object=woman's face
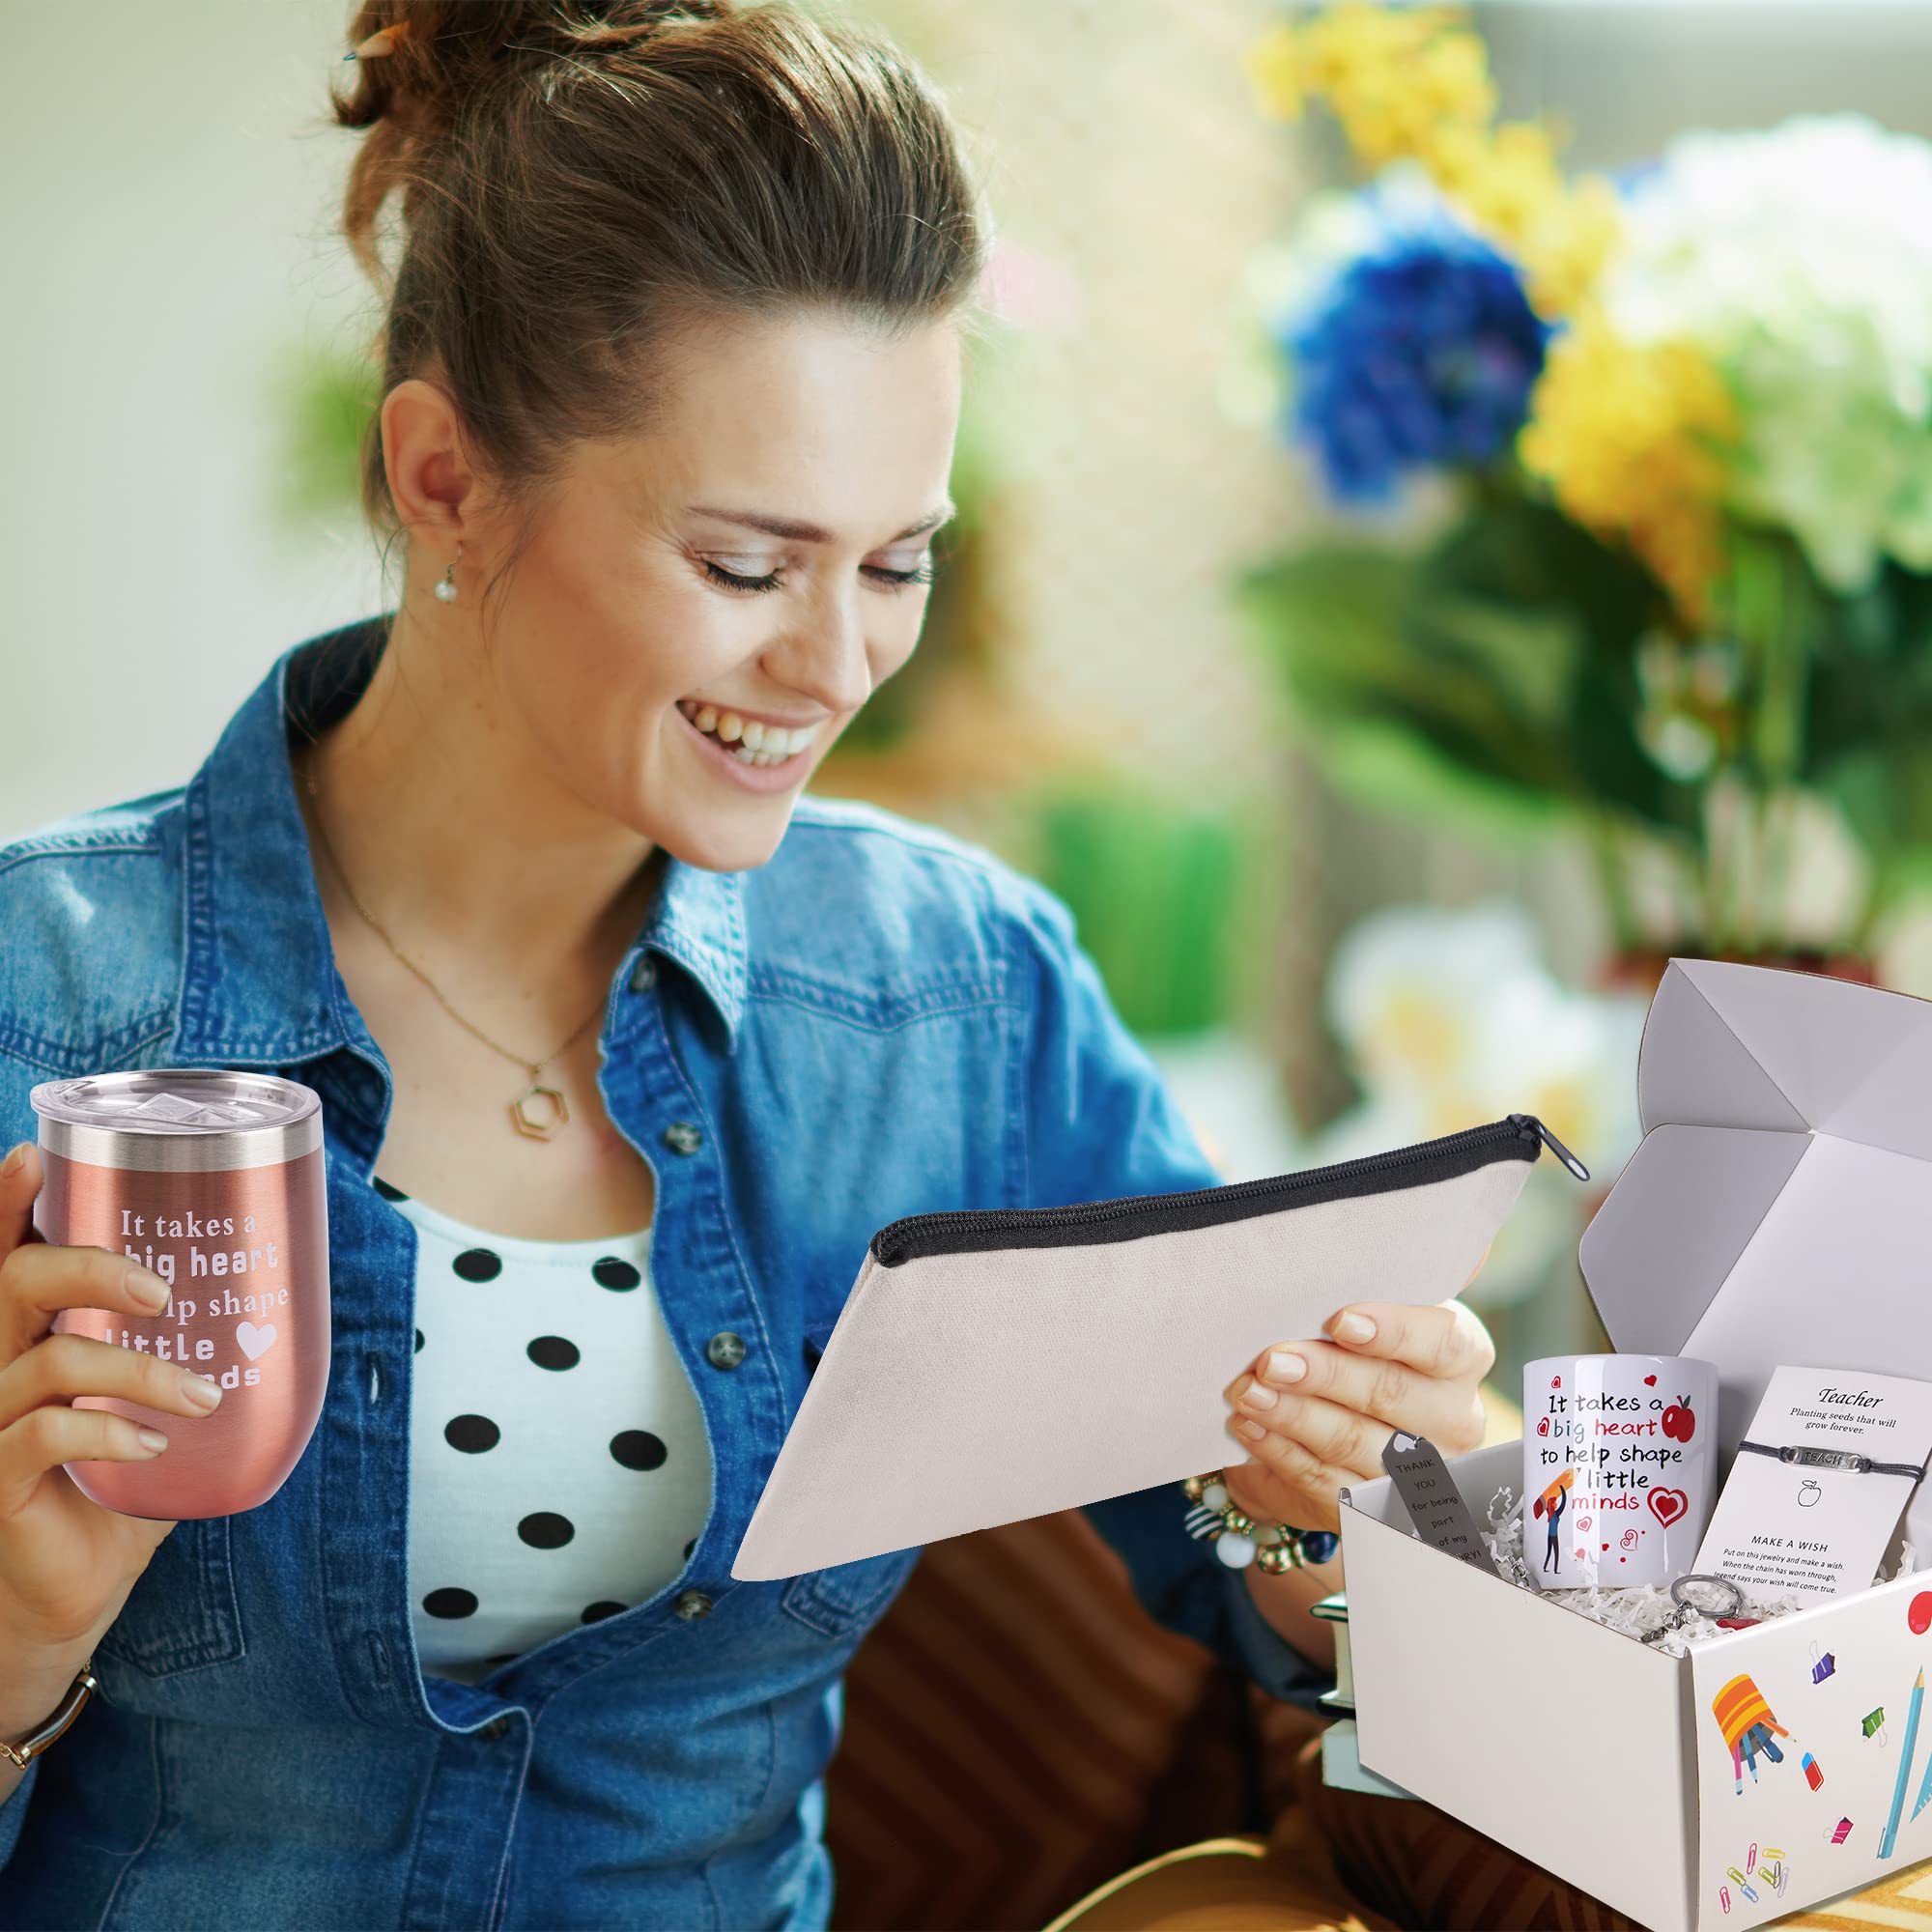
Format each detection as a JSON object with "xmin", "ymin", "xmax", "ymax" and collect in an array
[{"xmin": 463, "ymin": 307, "xmax": 963, "ymax": 873}]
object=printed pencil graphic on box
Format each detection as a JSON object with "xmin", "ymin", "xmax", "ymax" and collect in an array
[{"xmin": 1711, "ymin": 1674, "xmax": 1797, "ymax": 1796}]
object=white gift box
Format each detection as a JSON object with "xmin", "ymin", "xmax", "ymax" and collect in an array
[{"xmin": 1338, "ymin": 958, "xmax": 1932, "ymax": 1932}]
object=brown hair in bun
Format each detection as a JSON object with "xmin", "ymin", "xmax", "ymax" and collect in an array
[{"xmin": 327, "ymin": 1, "xmax": 991, "ymax": 621}]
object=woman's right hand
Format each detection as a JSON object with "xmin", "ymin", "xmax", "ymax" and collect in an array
[{"xmin": 0, "ymin": 1140, "xmax": 223, "ymax": 1658}]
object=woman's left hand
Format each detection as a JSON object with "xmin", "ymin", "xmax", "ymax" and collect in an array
[{"xmin": 1219, "ymin": 1297, "xmax": 1496, "ymax": 1533}]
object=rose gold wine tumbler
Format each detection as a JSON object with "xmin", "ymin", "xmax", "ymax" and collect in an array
[{"xmin": 30, "ymin": 1068, "xmax": 329, "ymax": 1520}]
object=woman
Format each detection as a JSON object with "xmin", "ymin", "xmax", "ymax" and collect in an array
[{"xmin": 0, "ymin": 4, "xmax": 1498, "ymax": 1924}]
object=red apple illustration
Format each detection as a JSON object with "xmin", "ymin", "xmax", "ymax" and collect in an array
[{"xmin": 1662, "ymin": 1395, "xmax": 1698, "ymax": 1442}]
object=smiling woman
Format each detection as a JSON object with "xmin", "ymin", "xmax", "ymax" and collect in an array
[{"xmin": 0, "ymin": 2, "xmax": 1362, "ymax": 1929}]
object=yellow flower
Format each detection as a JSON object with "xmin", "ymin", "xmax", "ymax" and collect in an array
[
  {"xmin": 1515, "ymin": 174, "xmax": 1622, "ymax": 318},
  {"xmin": 1518, "ymin": 306, "xmax": 1740, "ymax": 624},
  {"xmin": 1244, "ymin": 3, "xmax": 1623, "ymax": 324},
  {"xmin": 1241, "ymin": 23, "xmax": 1304, "ymax": 123},
  {"xmin": 1445, "ymin": 121, "xmax": 1564, "ymax": 243}
]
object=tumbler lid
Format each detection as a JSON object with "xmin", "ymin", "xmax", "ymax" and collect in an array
[{"xmin": 30, "ymin": 1068, "xmax": 322, "ymax": 1171}]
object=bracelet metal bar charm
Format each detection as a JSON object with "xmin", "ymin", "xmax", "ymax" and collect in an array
[
  {"xmin": 1737, "ymin": 1439, "xmax": 1928, "ymax": 1479},
  {"xmin": 0, "ymin": 1658, "xmax": 99, "ymax": 1769}
]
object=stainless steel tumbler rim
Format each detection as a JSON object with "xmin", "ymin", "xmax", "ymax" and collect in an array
[{"xmin": 30, "ymin": 1068, "xmax": 323, "ymax": 1174}]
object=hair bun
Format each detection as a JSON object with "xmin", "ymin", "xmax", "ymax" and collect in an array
[
  {"xmin": 334, "ymin": 2, "xmax": 737, "ymax": 238},
  {"xmin": 344, "ymin": 2, "xmax": 735, "ymax": 86}
]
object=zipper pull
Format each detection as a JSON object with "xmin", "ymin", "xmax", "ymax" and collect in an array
[{"xmin": 1510, "ymin": 1113, "xmax": 1590, "ymax": 1182}]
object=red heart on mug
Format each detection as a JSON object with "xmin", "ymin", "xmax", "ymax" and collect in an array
[
  {"xmin": 1602, "ymin": 1542, "xmax": 1610, "ymax": 1550},
  {"xmin": 1551, "ymin": 1375, "xmax": 1562, "ymax": 1389},
  {"xmin": 1647, "ymin": 1487, "xmax": 1690, "ymax": 1527},
  {"xmin": 1643, "ymin": 1375, "xmax": 1658, "ymax": 1386},
  {"xmin": 1577, "ymin": 1517, "xmax": 1592, "ymax": 1532}
]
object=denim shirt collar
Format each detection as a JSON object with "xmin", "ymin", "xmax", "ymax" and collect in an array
[{"xmin": 171, "ymin": 614, "xmax": 748, "ymax": 1071}]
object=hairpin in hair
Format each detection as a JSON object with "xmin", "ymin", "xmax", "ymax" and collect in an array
[{"xmin": 345, "ymin": 19, "xmax": 412, "ymax": 61}]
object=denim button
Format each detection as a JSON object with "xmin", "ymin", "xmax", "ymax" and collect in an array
[
  {"xmin": 674, "ymin": 1589, "xmax": 714, "ymax": 1620},
  {"xmin": 479, "ymin": 1717, "xmax": 510, "ymax": 1741},
  {"xmin": 664, "ymin": 1122, "xmax": 702, "ymax": 1155},
  {"xmin": 630, "ymin": 954, "xmax": 657, "ymax": 991},
  {"xmin": 705, "ymin": 1331, "xmax": 745, "ymax": 1370}
]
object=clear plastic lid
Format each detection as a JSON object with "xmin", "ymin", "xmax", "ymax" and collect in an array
[{"xmin": 31, "ymin": 1068, "xmax": 319, "ymax": 1135}]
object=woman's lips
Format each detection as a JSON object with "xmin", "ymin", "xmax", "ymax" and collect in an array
[{"xmin": 674, "ymin": 701, "xmax": 813, "ymax": 793}]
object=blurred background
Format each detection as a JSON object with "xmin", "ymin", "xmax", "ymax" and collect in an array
[{"xmin": 10, "ymin": 0, "xmax": 1932, "ymax": 1392}]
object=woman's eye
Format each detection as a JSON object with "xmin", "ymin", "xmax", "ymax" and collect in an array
[
  {"xmin": 700, "ymin": 558, "xmax": 783, "ymax": 592},
  {"xmin": 698, "ymin": 554, "xmax": 938, "ymax": 595},
  {"xmin": 869, "ymin": 554, "xmax": 937, "ymax": 588}
]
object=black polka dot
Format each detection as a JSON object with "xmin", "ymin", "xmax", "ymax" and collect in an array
[
  {"xmin": 611, "ymin": 1429, "xmax": 668, "ymax": 1472},
  {"xmin": 581, "ymin": 1601, "xmax": 625, "ymax": 1625},
  {"xmin": 454, "ymin": 1248, "xmax": 503, "ymax": 1282},
  {"xmin": 422, "ymin": 1586, "xmax": 478, "ymax": 1620},
  {"xmin": 413, "ymin": 1327, "xmax": 424, "ymax": 1354},
  {"xmin": 683, "ymin": 1538, "xmax": 696, "ymax": 1561},
  {"xmin": 592, "ymin": 1257, "xmax": 640, "ymax": 1292},
  {"xmin": 519, "ymin": 1511, "xmax": 576, "ymax": 1549},
  {"xmin": 445, "ymin": 1414, "xmax": 501, "ymax": 1454},
  {"xmin": 373, "ymin": 1175, "xmax": 410, "ymax": 1202},
  {"xmin": 527, "ymin": 1335, "xmax": 580, "ymax": 1371}
]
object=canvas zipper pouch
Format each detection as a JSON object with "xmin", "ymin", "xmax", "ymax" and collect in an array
[{"xmin": 730, "ymin": 1112, "xmax": 1584, "ymax": 1580}]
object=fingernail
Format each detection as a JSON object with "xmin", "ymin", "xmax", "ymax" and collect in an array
[
  {"xmin": 1334, "ymin": 1313, "xmax": 1376, "ymax": 1343},
  {"xmin": 1265, "ymin": 1350, "xmax": 1306, "ymax": 1382},
  {"xmin": 181, "ymin": 1373, "xmax": 222, "ymax": 1410},
  {"xmin": 1238, "ymin": 1378, "xmax": 1278, "ymax": 1409},
  {"xmin": 1236, "ymin": 1417, "xmax": 1267, "ymax": 1440},
  {"xmin": 1, "ymin": 1143, "xmax": 25, "ymax": 1176},
  {"xmin": 125, "ymin": 1263, "xmax": 170, "ymax": 1310}
]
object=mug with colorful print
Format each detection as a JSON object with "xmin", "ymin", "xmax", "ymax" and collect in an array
[{"xmin": 1523, "ymin": 1352, "xmax": 1719, "ymax": 1590}]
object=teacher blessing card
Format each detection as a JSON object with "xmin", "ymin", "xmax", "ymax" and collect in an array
[{"xmin": 1692, "ymin": 1366, "xmax": 1932, "ymax": 1607}]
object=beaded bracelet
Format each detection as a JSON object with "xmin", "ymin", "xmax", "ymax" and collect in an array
[{"xmin": 1181, "ymin": 1471, "xmax": 1341, "ymax": 1571}]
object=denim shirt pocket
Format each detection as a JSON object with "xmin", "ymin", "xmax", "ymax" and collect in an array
[
  {"xmin": 778, "ymin": 1315, "xmax": 923, "ymax": 1638},
  {"xmin": 96, "ymin": 1514, "xmax": 246, "ymax": 1681},
  {"xmin": 779, "ymin": 1544, "xmax": 923, "ymax": 1639}
]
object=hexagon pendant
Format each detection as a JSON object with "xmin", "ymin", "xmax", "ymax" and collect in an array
[{"xmin": 512, "ymin": 1081, "xmax": 570, "ymax": 1140}]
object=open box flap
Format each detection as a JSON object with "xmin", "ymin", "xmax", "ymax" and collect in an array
[
  {"xmin": 1635, "ymin": 956, "xmax": 1932, "ymax": 1157},
  {"xmin": 1579, "ymin": 958, "xmax": 1932, "ymax": 1563}
]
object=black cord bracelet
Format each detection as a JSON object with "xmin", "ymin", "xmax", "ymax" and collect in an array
[{"xmin": 1735, "ymin": 1439, "xmax": 1928, "ymax": 1479}]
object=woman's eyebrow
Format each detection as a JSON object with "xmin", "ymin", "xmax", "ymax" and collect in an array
[{"xmin": 687, "ymin": 502, "xmax": 956, "ymax": 544}]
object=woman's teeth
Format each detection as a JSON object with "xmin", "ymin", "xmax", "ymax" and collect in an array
[{"xmin": 678, "ymin": 700, "xmax": 819, "ymax": 767}]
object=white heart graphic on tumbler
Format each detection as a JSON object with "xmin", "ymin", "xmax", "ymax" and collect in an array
[{"xmin": 237, "ymin": 1320, "xmax": 278, "ymax": 1361}]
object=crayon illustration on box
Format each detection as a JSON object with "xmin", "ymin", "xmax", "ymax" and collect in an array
[{"xmin": 1330, "ymin": 960, "xmax": 1932, "ymax": 1932}]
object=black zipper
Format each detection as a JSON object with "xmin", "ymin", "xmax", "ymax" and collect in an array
[{"xmin": 868, "ymin": 1111, "xmax": 1589, "ymax": 1267}]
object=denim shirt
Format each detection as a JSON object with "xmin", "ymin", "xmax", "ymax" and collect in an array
[{"xmin": 0, "ymin": 616, "xmax": 1330, "ymax": 1930}]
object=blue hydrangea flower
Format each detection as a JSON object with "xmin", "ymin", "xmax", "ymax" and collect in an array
[{"xmin": 1277, "ymin": 197, "xmax": 1551, "ymax": 505}]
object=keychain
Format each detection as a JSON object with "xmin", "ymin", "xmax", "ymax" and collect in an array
[{"xmin": 1641, "ymin": 1573, "xmax": 1758, "ymax": 1647}]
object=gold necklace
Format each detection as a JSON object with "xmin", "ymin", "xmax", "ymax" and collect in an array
[{"xmin": 298, "ymin": 750, "xmax": 603, "ymax": 1141}]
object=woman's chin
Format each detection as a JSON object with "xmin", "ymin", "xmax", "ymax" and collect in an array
[{"xmin": 654, "ymin": 805, "xmax": 796, "ymax": 876}]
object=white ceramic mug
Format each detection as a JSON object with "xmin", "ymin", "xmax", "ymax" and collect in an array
[{"xmin": 1523, "ymin": 1353, "xmax": 1719, "ymax": 1590}]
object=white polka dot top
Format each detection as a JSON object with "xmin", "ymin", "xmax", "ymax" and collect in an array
[{"xmin": 374, "ymin": 1175, "xmax": 714, "ymax": 1688}]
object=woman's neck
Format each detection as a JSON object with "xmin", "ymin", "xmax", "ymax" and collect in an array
[{"xmin": 290, "ymin": 632, "xmax": 665, "ymax": 1017}]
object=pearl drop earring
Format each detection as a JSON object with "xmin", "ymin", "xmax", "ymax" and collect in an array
[{"xmin": 434, "ymin": 541, "xmax": 464, "ymax": 604}]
